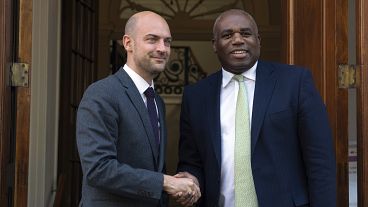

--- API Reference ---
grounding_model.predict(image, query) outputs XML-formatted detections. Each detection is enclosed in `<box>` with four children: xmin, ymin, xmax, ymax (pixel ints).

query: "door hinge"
<box><xmin>10</xmin><ymin>63</ymin><xmax>29</xmax><ymax>87</ymax></box>
<box><xmin>338</xmin><ymin>64</ymin><xmax>359</xmax><ymax>89</ymax></box>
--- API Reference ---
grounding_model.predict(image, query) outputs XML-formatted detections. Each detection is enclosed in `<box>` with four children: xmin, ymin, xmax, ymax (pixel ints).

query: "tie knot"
<box><xmin>233</xmin><ymin>75</ymin><xmax>244</xmax><ymax>82</ymax></box>
<box><xmin>144</xmin><ymin>87</ymin><xmax>155</xmax><ymax>98</ymax></box>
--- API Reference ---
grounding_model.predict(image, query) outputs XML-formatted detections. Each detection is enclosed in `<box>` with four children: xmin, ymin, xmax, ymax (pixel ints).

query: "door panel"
<box><xmin>58</xmin><ymin>0</ymin><xmax>98</xmax><ymax>206</ymax></box>
<box><xmin>282</xmin><ymin>0</ymin><xmax>349</xmax><ymax>206</ymax></box>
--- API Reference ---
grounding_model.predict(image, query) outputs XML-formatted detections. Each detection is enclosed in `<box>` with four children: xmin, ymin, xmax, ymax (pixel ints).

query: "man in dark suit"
<box><xmin>77</xmin><ymin>11</ymin><xmax>200</xmax><ymax>207</ymax></box>
<box><xmin>177</xmin><ymin>9</ymin><xmax>336</xmax><ymax>207</ymax></box>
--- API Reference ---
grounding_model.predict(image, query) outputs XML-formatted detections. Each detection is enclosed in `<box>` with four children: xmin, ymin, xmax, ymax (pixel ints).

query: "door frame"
<box><xmin>356</xmin><ymin>0</ymin><xmax>368</xmax><ymax>206</ymax></box>
<box><xmin>27</xmin><ymin>0</ymin><xmax>61</xmax><ymax>206</ymax></box>
<box><xmin>13</xmin><ymin>0</ymin><xmax>32</xmax><ymax>206</ymax></box>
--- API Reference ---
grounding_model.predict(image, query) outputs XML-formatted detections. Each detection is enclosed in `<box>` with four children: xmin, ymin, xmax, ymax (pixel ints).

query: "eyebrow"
<box><xmin>145</xmin><ymin>34</ymin><xmax>172</xmax><ymax>40</ymax></box>
<box><xmin>144</xmin><ymin>34</ymin><xmax>159</xmax><ymax>38</ymax></box>
<box><xmin>221</xmin><ymin>28</ymin><xmax>252</xmax><ymax>33</ymax></box>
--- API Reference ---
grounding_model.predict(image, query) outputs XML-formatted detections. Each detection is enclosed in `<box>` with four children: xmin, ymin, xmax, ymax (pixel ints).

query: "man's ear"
<box><xmin>122</xmin><ymin>35</ymin><xmax>133</xmax><ymax>52</ymax></box>
<box><xmin>212</xmin><ymin>39</ymin><xmax>217</xmax><ymax>53</ymax></box>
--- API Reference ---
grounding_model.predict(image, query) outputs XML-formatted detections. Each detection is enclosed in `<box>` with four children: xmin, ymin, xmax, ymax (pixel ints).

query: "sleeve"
<box><xmin>76</xmin><ymin>83</ymin><xmax>163</xmax><ymax>202</ymax></box>
<box><xmin>177</xmin><ymin>88</ymin><xmax>205</xmax><ymax>193</ymax></box>
<box><xmin>297</xmin><ymin>69</ymin><xmax>337</xmax><ymax>206</ymax></box>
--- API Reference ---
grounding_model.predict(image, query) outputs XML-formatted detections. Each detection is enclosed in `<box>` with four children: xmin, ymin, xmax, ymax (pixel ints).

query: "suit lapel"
<box><xmin>115</xmin><ymin>68</ymin><xmax>159</xmax><ymax>165</ymax></box>
<box><xmin>251</xmin><ymin>61</ymin><xmax>277</xmax><ymax>154</ymax></box>
<box><xmin>207</xmin><ymin>71</ymin><xmax>222</xmax><ymax>168</ymax></box>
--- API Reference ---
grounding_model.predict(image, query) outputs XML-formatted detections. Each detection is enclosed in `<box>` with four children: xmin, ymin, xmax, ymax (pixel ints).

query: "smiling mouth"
<box><xmin>151</xmin><ymin>57</ymin><xmax>167</xmax><ymax>63</ymax></box>
<box><xmin>231</xmin><ymin>50</ymin><xmax>248</xmax><ymax>54</ymax></box>
<box><xmin>230</xmin><ymin>50</ymin><xmax>249</xmax><ymax>59</ymax></box>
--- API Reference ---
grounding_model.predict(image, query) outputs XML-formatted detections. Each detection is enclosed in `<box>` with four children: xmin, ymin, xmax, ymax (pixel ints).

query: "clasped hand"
<box><xmin>163</xmin><ymin>172</ymin><xmax>201</xmax><ymax>206</ymax></box>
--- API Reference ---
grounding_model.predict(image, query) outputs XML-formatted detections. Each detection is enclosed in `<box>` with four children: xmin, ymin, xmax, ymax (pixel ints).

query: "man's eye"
<box><xmin>164</xmin><ymin>39</ymin><xmax>172</xmax><ymax>47</ymax></box>
<box><xmin>222</xmin><ymin>33</ymin><xmax>232</xmax><ymax>39</ymax></box>
<box><xmin>240</xmin><ymin>32</ymin><xmax>252</xmax><ymax>37</ymax></box>
<box><xmin>147</xmin><ymin>38</ymin><xmax>157</xmax><ymax>43</ymax></box>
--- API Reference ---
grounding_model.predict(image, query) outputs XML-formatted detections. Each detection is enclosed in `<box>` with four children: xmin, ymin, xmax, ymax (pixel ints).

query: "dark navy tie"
<box><xmin>144</xmin><ymin>87</ymin><xmax>160</xmax><ymax>145</ymax></box>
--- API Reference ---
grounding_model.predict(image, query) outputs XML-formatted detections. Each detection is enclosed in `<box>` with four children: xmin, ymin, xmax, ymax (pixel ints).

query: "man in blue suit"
<box><xmin>177</xmin><ymin>9</ymin><xmax>336</xmax><ymax>207</ymax></box>
<box><xmin>77</xmin><ymin>11</ymin><xmax>200</xmax><ymax>207</ymax></box>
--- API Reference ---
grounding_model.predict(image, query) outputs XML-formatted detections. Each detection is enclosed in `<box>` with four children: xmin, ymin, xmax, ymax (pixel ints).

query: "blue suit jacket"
<box><xmin>77</xmin><ymin>68</ymin><xmax>167</xmax><ymax>207</ymax></box>
<box><xmin>178</xmin><ymin>61</ymin><xmax>336</xmax><ymax>207</ymax></box>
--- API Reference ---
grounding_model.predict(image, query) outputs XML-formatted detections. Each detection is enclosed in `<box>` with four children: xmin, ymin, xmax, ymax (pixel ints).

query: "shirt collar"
<box><xmin>123</xmin><ymin>64</ymin><xmax>154</xmax><ymax>95</ymax></box>
<box><xmin>222</xmin><ymin>61</ymin><xmax>257</xmax><ymax>88</ymax></box>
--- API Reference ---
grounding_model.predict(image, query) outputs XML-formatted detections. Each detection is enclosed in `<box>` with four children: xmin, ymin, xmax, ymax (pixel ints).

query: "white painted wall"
<box><xmin>28</xmin><ymin>0</ymin><xmax>60</xmax><ymax>206</ymax></box>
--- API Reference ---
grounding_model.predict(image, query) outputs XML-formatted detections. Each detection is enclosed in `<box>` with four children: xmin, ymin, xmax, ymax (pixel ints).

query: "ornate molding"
<box><xmin>119</xmin><ymin>0</ymin><xmax>250</xmax><ymax>20</ymax></box>
<box><xmin>154</xmin><ymin>46</ymin><xmax>207</xmax><ymax>95</ymax></box>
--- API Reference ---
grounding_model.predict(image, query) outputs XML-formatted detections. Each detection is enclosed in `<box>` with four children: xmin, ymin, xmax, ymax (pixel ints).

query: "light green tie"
<box><xmin>234</xmin><ymin>75</ymin><xmax>258</xmax><ymax>207</ymax></box>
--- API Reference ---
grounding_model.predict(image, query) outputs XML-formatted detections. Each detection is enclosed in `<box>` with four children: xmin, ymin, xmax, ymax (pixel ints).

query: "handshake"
<box><xmin>163</xmin><ymin>172</ymin><xmax>201</xmax><ymax>207</ymax></box>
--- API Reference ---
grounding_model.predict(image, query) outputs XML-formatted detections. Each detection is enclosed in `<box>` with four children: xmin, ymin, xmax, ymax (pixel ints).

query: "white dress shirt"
<box><xmin>123</xmin><ymin>64</ymin><xmax>161</xmax><ymax>140</ymax></box>
<box><xmin>219</xmin><ymin>62</ymin><xmax>257</xmax><ymax>207</ymax></box>
<box><xmin>123</xmin><ymin>64</ymin><xmax>154</xmax><ymax>105</ymax></box>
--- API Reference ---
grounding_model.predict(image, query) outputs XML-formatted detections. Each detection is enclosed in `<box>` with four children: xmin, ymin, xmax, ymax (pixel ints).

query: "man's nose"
<box><xmin>232</xmin><ymin>32</ymin><xmax>244</xmax><ymax>44</ymax></box>
<box><xmin>156</xmin><ymin>39</ymin><xmax>168</xmax><ymax>52</ymax></box>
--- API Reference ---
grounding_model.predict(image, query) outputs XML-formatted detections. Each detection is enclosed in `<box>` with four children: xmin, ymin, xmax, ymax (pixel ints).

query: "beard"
<box><xmin>135</xmin><ymin>51</ymin><xmax>169</xmax><ymax>76</ymax></box>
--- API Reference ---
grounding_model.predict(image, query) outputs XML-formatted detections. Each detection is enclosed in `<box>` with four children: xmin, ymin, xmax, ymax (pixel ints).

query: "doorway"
<box><xmin>55</xmin><ymin>0</ymin><xmax>367</xmax><ymax>206</ymax></box>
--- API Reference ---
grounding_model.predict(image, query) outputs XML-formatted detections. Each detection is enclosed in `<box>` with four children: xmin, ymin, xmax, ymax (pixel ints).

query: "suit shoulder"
<box><xmin>78</xmin><ymin>74</ymin><xmax>123</xmax><ymax>118</ymax></box>
<box><xmin>87</xmin><ymin>73</ymin><xmax>120</xmax><ymax>91</ymax></box>
<box><xmin>260</xmin><ymin>60</ymin><xmax>309</xmax><ymax>75</ymax></box>
<box><xmin>82</xmin><ymin>73</ymin><xmax>122</xmax><ymax>101</ymax></box>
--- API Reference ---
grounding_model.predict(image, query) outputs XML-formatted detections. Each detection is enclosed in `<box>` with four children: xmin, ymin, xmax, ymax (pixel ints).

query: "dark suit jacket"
<box><xmin>178</xmin><ymin>61</ymin><xmax>336</xmax><ymax>207</ymax></box>
<box><xmin>77</xmin><ymin>68</ymin><xmax>167</xmax><ymax>207</ymax></box>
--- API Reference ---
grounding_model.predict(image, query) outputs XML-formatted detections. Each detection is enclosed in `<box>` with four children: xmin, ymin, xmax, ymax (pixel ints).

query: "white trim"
<box><xmin>28</xmin><ymin>0</ymin><xmax>61</xmax><ymax>206</ymax></box>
